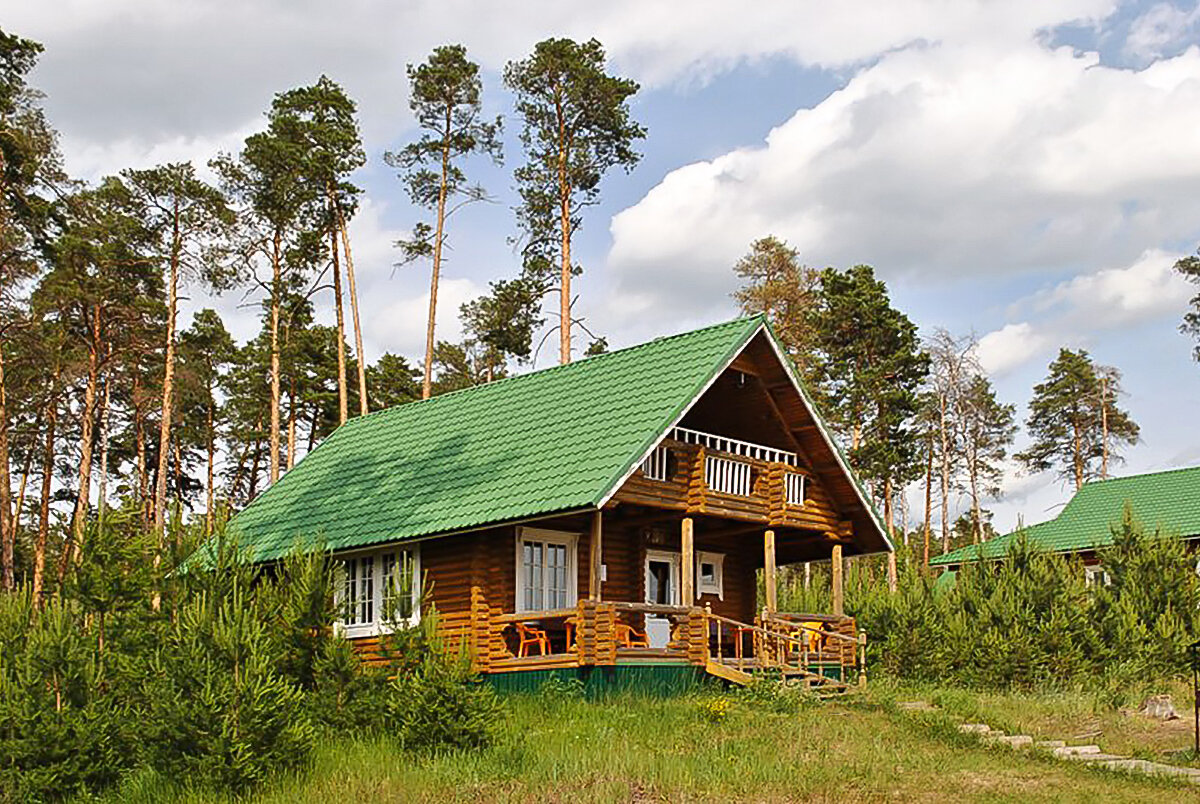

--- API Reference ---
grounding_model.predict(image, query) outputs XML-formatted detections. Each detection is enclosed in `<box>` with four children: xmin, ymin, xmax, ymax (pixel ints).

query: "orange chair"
<box><xmin>800</xmin><ymin>621</ymin><xmax>826</xmax><ymax>653</ymax></box>
<box><xmin>615</xmin><ymin>622</ymin><xmax>649</xmax><ymax>648</ymax></box>
<box><xmin>515</xmin><ymin>622</ymin><xmax>550</xmax><ymax>657</ymax></box>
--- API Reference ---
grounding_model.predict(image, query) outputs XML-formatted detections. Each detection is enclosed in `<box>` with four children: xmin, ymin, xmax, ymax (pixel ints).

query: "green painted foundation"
<box><xmin>483</xmin><ymin>663</ymin><xmax>712</xmax><ymax>697</ymax></box>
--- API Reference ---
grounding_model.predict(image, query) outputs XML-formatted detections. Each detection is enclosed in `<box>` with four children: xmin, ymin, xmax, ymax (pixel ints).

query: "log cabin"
<box><xmin>932</xmin><ymin>465</ymin><xmax>1200</xmax><ymax>587</ymax></box>
<box><xmin>220</xmin><ymin>316</ymin><xmax>893</xmax><ymax>692</ymax></box>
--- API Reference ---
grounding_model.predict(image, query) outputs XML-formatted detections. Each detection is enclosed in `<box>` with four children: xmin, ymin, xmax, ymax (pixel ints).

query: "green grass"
<box><xmin>877</xmin><ymin>677</ymin><xmax>1200</xmax><ymax>768</ymax></box>
<box><xmin>92</xmin><ymin>688</ymin><xmax>1194</xmax><ymax>803</ymax></box>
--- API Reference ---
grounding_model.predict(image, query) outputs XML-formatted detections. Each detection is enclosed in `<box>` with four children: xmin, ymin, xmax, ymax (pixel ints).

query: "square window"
<box><xmin>696</xmin><ymin>551</ymin><xmax>724</xmax><ymax>599</ymax></box>
<box><xmin>337</xmin><ymin>546</ymin><xmax>420</xmax><ymax>638</ymax></box>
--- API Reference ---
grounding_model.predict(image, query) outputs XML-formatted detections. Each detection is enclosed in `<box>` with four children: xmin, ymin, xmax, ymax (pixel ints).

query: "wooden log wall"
<box><xmin>612</xmin><ymin>441</ymin><xmax>844</xmax><ymax>533</ymax></box>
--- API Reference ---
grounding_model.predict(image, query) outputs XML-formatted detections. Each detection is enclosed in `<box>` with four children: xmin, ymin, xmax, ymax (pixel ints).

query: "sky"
<box><xmin>5</xmin><ymin>0</ymin><xmax>1200</xmax><ymax>534</ymax></box>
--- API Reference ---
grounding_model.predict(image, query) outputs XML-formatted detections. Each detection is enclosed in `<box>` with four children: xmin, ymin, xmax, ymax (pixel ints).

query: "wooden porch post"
<box><xmin>681</xmin><ymin>517</ymin><xmax>694</xmax><ymax>605</ymax></box>
<box><xmin>831</xmin><ymin>543</ymin><xmax>844</xmax><ymax>617</ymax></box>
<box><xmin>763</xmin><ymin>529</ymin><xmax>777</xmax><ymax>614</ymax></box>
<box><xmin>589</xmin><ymin>509</ymin><xmax>603</xmax><ymax>601</ymax></box>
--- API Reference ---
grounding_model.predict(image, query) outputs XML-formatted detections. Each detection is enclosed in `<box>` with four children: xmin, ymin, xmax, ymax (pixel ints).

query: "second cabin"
<box><xmin>218</xmin><ymin>316</ymin><xmax>894</xmax><ymax>691</ymax></box>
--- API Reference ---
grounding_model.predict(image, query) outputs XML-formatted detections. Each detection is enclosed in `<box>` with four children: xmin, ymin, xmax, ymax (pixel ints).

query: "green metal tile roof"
<box><xmin>931</xmin><ymin>465</ymin><xmax>1200</xmax><ymax>566</ymax></box>
<box><xmin>220</xmin><ymin>316</ymin><xmax>764</xmax><ymax>562</ymax></box>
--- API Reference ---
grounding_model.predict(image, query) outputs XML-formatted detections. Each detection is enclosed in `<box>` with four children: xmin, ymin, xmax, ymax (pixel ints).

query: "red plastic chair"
<box><xmin>515</xmin><ymin>622</ymin><xmax>550</xmax><ymax>657</ymax></box>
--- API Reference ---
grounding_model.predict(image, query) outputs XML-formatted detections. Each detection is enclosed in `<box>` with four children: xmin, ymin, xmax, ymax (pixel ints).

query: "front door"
<box><xmin>644</xmin><ymin>550</ymin><xmax>680</xmax><ymax>648</ymax></box>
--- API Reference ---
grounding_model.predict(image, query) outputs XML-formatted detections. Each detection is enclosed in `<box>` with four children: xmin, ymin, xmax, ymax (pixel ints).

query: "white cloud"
<box><xmin>368</xmin><ymin>277</ymin><xmax>480</xmax><ymax>362</ymax></box>
<box><xmin>976</xmin><ymin>323</ymin><xmax>1055</xmax><ymax>376</ymax></box>
<box><xmin>607</xmin><ymin>39</ymin><xmax>1200</xmax><ymax>316</ymax></box>
<box><xmin>1030</xmin><ymin>247</ymin><xmax>1191</xmax><ymax>327</ymax></box>
<box><xmin>4</xmin><ymin>0</ymin><xmax>1117</xmax><ymax>181</ymax></box>
<box><xmin>975</xmin><ymin>248</ymin><xmax>1192</xmax><ymax>375</ymax></box>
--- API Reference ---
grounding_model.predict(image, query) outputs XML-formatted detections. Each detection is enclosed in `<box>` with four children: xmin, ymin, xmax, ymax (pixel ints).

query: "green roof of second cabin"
<box><xmin>931</xmin><ymin>465</ymin><xmax>1200</xmax><ymax>566</ymax></box>
<box><xmin>217</xmin><ymin>315</ymin><xmax>890</xmax><ymax>564</ymax></box>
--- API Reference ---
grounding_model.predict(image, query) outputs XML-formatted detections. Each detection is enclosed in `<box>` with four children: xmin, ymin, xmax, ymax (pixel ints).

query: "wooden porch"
<box><xmin>434</xmin><ymin>594</ymin><xmax>867</xmax><ymax>691</ymax></box>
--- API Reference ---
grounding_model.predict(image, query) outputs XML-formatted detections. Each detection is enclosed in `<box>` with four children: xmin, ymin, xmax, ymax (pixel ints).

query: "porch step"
<box><xmin>703</xmin><ymin>660</ymin><xmax>850</xmax><ymax>693</ymax></box>
<box><xmin>705</xmin><ymin>660</ymin><xmax>754</xmax><ymax>685</ymax></box>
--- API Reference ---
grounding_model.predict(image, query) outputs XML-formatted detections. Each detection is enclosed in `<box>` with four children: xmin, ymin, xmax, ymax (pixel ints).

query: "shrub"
<box><xmin>387</xmin><ymin>651</ymin><xmax>502</xmax><ymax>753</ymax></box>
<box><xmin>143</xmin><ymin>583</ymin><xmax>315</xmax><ymax>793</ymax></box>
<box><xmin>0</xmin><ymin>592</ymin><xmax>136</xmax><ymax>803</ymax></box>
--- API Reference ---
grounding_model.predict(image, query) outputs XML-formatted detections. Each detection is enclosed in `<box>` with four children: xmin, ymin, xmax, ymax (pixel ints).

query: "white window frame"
<box><xmin>696</xmin><ymin>551</ymin><xmax>725</xmax><ymax>599</ymax></box>
<box><xmin>515</xmin><ymin>527</ymin><xmax>579</xmax><ymax>612</ymax></box>
<box><xmin>1084</xmin><ymin>563</ymin><xmax>1111</xmax><ymax>588</ymax></box>
<box><xmin>335</xmin><ymin>544</ymin><xmax>421</xmax><ymax>639</ymax></box>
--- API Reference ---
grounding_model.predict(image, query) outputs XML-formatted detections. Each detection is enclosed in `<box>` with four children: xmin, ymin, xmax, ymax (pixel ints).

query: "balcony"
<box><xmin>615</xmin><ymin>427</ymin><xmax>841</xmax><ymax>532</ymax></box>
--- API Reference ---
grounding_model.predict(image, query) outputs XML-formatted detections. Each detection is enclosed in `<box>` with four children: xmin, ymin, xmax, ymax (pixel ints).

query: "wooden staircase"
<box><xmin>704</xmin><ymin>659</ymin><xmax>852</xmax><ymax>694</ymax></box>
<box><xmin>701</xmin><ymin>609</ymin><xmax>864</xmax><ymax>696</ymax></box>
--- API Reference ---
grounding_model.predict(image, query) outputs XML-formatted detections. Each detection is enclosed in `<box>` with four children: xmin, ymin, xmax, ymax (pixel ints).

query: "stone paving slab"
<box><xmin>906</xmin><ymin>704</ymin><xmax>1200</xmax><ymax>786</ymax></box>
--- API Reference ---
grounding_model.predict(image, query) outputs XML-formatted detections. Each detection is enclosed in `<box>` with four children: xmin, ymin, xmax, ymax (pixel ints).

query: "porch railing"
<box><xmin>448</xmin><ymin>591</ymin><xmax>864</xmax><ymax>687</ymax></box>
<box><xmin>669</xmin><ymin>426</ymin><xmax>799</xmax><ymax>467</ymax></box>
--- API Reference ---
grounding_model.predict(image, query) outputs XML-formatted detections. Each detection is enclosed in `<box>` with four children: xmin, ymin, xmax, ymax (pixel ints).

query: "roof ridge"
<box><xmin>1082</xmin><ymin>464</ymin><xmax>1200</xmax><ymax>487</ymax></box>
<box><xmin>345</xmin><ymin>315</ymin><xmax>764</xmax><ymax>426</ymax></box>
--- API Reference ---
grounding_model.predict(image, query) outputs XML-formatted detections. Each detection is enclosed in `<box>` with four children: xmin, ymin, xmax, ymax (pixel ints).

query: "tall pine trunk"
<box><xmin>938</xmin><ymin>392</ymin><xmax>951</xmax><ymax>552</ymax></box>
<box><xmin>884</xmin><ymin>476</ymin><xmax>897</xmax><ymax>592</ymax></box>
<box><xmin>1099</xmin><ymin>376</ymin><xmax>1109</xmax><ymax>480</ymax></box>
<box><xmin>329</xmin><ymin>194</ymin><xmax>348</xmax><ymax>424</ymax></box>
<box><xmin>336</xmin><ymin>207</ymin><xmax>368</xmax><ymax>414</ymax></box>
<box><xmin>0</xmin><ymin>342</ymin><xmax>12</xmax><ymax>591</ymax></box>
<box><xmin>32</xmin><ymin>393</ymin><xmax>56</xmax><ymax>603</ymax></box>
<box><xmin>1072</xmin><ymin>417</ymin><xmax>1084</xmax><ymax>490</ymax></box>
<box><xmin>287</xmin><ymin>382</ymin><xmax>297</xmax><ymax>470</ymax></box>
<box><xmin>557</xmin><ymin>108</ymin><xmax>572</xmax><ymax>366</ymax></box>
<box><xmin>923</xmin><ymin>430</ymin><xmax>933</xmax><ymax>566</ymax></box>
<box><xmin>97</xmin><ymin>367</ymin><xmax>111</xmax><ymax>529</ymax></box>
<box><xmin>64</xmin><ymin>307</ymin><xmax>102</xmax><ymax>577</ymax></box>
<box><xmin>133</xmin><ymin>373</ymin><xmax>149</xmax><ymax>524</ymax></box>
<box><xmin>154</xmin><ymin>210</ymin><xmax>183</xmax><ymax>540</ymax></box>
<box><xmin>269</xmin><ymin>232</ymin><xmax>283</xmax><ymax>484</ymax></box>
<box><xmin>421</xmin><ymin>130</ymin><xmax>452</xmax><ymax>400</ymax></box>
<box><xmin>205</xmin><ymin>386</ymin><xmax>215</xmax><ymax>537</ymax></box>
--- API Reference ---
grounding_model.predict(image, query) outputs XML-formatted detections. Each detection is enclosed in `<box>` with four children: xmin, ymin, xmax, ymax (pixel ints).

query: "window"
<box><xmin>338</xmin><ymin>546</ymin><xmax>420</xmax><ymax>637</ymax></box>
<box><xmin>1084</xmin><ymin>564</ymin><xmax>1111</xmax><ymax>588</ymax></box>
<box><xmin>516</xmin><ymin>528</ymin><xmax>578</xmax><ymax>612</ymax></box>
<box><xmin>696</xmin><ymin>551</ymin><xmax>724</xmax><ymax>599</ymax></box>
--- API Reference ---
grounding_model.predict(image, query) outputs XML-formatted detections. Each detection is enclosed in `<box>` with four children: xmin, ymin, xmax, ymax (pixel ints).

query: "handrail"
<box><xmin>610</xmin><ymin>602</ymin><xmax>694</xmax><ymax>616</ymax></box>
<box><xmin>491</xmin><ymin>608</ymin><xmax>577</xmax><ymax>624</ymax></box>
<box><xmin>668</xmin><ymin>426</ymin><xmax>801</xmax><ymax>468</ymax></box>
<box><xmin>763</xmin><ymin>613</ymin><xmax>859</xmax><ymax>644</ymax></box>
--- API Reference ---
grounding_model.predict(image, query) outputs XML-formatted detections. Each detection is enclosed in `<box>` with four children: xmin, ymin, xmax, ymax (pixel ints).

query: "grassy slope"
<box><xmin>880</xmin><ymin>677</ymin><xmax>1200</xmax><ymax>769</ymax></box>
<box><xmin>102</xmin><ymin>692</ymin><xmax>1189</xmax><ymax>803</ymax></box>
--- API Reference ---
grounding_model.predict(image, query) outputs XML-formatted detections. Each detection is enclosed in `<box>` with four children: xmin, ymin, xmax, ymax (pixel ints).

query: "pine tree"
<box><xmin>731</xmin><ymin>236</ymin><xmax>821</xmax><ymax>382</ymax></box>
<box><xmin>1174</xmin><ymin>248</ymin><xmax>1200</xmax><ymax>362</ymax></box>
<box><xmin>505</xmin><ymin>38</ymin><xmax>645</xmax><ymax>364</ymax></box>
<box><xmin>122</xmin><ymin>163</ymin><xmax>233</xmax><ymax>547</ymax></box>
<box><xmin>214</xmin><ymin>93</ymin><xmax>324</xmax><ymax>487</ymax></box>
<box><xmin>956</xmin><ymin>374</ymin><xmax>1015</xmax><ymax>544</ymax></box>
<box><xmin>0</xmin><ymin>28</ymin><xmax>62</xmax><ymax>591</ymax></box>
<box><xmin>33</xmin><ymin>180</ymin><xmax>162</xmax><ymax>574</ymax></box>
<box><xmin>270</xmin><ymin>77</ymin><xmax>367</xmax><ymax>422</ymax></box>
<box><xmin>811</xmin><ymin>265</ymin><xmax>928</xmax><ymax>589</ymax></box>
<box><xmin>387</xmin><ymin>45</ymin><xmax>502</xmax><ymax>399</ymax></box>
<box><xmin>178</xmin><ymin>309</ymin><xmax>236</xmax><ymax>535</ymax></box>
<box><xmin>1017</xmin><ymin>348</ymin><xmax>1138</xmax><ymax>490</ymax></box>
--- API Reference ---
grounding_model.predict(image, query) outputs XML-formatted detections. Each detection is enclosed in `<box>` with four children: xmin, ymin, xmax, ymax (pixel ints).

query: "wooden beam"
<box><xmin>831</xmin><ymin>543</ymin><xmax>844</xmax><ymax>617</ymax></box>
<box><xmin>764</xmin><ymin>529</ymin><xmax>777</xmax><ymax>614</ymax></box>
<box><xmin>589</xmin><ymin>510</ymin><xmax>603</xmax><ymax>601</ymax></box>
<box><xmin>681</xmin><ymin>517</ymin><xmax>694</xmax><ymax>605</ymax></box>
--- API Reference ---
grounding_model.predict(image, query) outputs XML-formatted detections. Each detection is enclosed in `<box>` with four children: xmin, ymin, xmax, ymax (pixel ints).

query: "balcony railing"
<box><xmin>668</xmin><ymin>426</ymin><xmax>799</xmax><ymax>467</ymax></box>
